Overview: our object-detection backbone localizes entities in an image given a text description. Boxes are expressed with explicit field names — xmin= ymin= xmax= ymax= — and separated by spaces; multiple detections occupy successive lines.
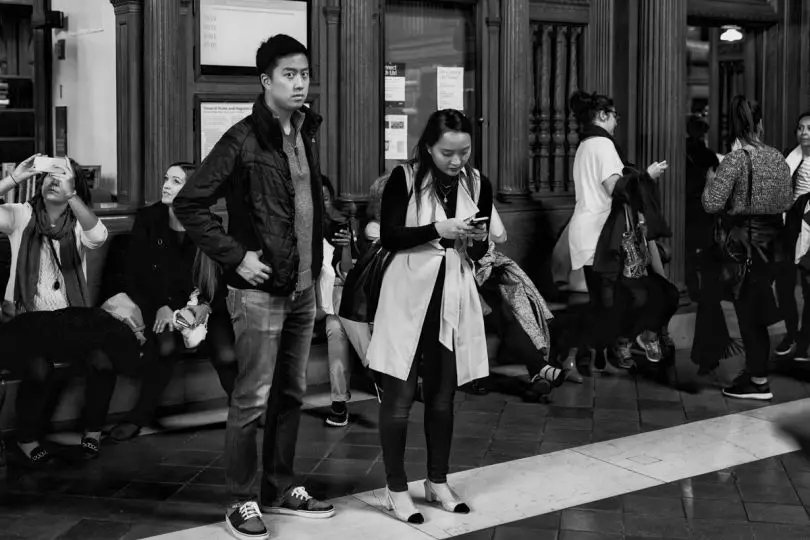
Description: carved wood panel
xmin=529 ymin=22 xmax=583 ymax=194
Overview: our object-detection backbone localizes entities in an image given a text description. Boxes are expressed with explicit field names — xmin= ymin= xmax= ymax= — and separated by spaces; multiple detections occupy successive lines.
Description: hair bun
xmin=569 ymin=90 xmax=593 ymax=116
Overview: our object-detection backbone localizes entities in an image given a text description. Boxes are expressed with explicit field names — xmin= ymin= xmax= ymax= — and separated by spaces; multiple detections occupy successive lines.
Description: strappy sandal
xmin=81 ymin=436 xmax=100 ymax=460
xmin=15 ymin=443 xmax=52 ymax=467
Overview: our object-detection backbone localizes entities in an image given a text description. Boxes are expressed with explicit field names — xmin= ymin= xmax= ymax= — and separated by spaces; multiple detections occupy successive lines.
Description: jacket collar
xmin=250 ymin=93 xmax=323 ymax=151
xmin=580 ymin=124 xmax=629 ymax=165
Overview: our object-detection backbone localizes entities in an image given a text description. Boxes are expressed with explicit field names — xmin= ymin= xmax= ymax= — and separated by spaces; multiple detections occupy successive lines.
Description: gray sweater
xmin=702 ymin=145 xmax=792 ymax=215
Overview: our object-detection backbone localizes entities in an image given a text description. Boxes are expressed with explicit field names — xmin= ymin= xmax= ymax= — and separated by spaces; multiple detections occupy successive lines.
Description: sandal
xmin=15 ymin=443 xmax=51 ymax=467
xmin=81 ymin=436 xmax=100 ymax=460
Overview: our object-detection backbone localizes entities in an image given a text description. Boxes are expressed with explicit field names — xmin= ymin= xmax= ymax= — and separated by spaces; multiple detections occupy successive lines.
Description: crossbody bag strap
xmin=743 ymin=148 xmax=754 ymax=262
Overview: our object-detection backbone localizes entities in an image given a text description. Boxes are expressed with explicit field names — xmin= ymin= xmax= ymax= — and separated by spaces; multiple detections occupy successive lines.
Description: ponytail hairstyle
xmin=569 ymin=90 xmax=615 ymax=126
xmin=729 ymin=95 xmax=763 ymax=148
xmin=192 ymin=249 xmax=221 ymax=304
xmin=408 ymin=109 xmax=476 ymax=217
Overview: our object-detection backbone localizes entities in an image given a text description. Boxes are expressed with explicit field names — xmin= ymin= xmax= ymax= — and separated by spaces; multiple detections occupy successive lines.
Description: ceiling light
xmin=720 ymin=25 xmax=743 ymax=42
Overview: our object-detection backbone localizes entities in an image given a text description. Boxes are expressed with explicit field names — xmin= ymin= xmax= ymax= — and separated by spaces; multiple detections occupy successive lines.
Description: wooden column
xmin=637 ymin=0 xmax=687 ymax=286
xmin=482 ymin=0 xmax=501 ymax=181
xmin=32 ymin=0 xmax=53 ymax=157
xmin=538 ymin=24 xmax=551 ymax=193
xmin=584 ymin=0 xmax=613 ymax=95
xmin=340 ymin=0 xmax=379 ymax=199
xmin=567 ymin=26 xmax=582 ymax=191
xmin=498 ymin=0 xmax=530 ymax=198
xmin=323 ymin=1 xmax=340 ymax=183
xmin=110 ymin=0 xmax=144 ymax=205
xmin=551 ymin=26 xmax=568 ymax=192
xmin=144 ymin=0 xmax=182 ymax=204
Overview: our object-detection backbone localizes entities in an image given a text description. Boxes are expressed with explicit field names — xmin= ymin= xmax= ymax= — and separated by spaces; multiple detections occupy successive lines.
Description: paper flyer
xmin=437 ymin=66 xmax=464 ymax=111
xmin=384 ymin=63 xmax=406 ymax=104
xmin=384 ymin=114 xmax=408 ymax=160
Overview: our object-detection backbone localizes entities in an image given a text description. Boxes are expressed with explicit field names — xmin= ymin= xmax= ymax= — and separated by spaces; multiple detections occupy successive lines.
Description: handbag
xmin=621 ymin=204 xmax=650 ymax=279
xmin=338 ymin=241 xmax=393 ymax=323
xmin=713 ymin=149 xmax=754 ymax=300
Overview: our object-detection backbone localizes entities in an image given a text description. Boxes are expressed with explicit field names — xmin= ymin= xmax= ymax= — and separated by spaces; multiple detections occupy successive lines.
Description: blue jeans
xmin=224 ymin=286 xmax=316 ymax=504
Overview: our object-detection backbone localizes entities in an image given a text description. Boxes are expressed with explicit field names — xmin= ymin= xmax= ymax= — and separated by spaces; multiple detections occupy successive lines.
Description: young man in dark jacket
xmin=174 ymin=35 xmax=334 ymax=540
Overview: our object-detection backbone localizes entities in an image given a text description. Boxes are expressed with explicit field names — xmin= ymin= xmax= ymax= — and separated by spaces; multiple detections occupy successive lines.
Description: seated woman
xmin=593 ymin=165 xmax=679 ymax=370
xmin=0 ymin=155 xmax=112 ymax=464
xmin=110 ymin=162 xmax=236 ymax=441
xmin=319 ymin=175 xmax=361 ymax=427
xmin=475 ymin=230 xmax=566 ymax=402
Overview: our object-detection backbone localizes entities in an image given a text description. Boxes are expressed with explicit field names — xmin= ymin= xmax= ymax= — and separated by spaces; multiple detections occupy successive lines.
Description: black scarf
xmin=579 ymin=124 xmax=629 ymax=165
xmin=14 ymin=197 xmax=89 ymax=313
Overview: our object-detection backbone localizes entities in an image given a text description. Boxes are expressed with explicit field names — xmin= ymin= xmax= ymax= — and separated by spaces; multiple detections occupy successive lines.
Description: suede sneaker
xmin=262 ymin=486 xmax=335 ymax=519
xmin=225 ymin=501 xmax=268 ymax=540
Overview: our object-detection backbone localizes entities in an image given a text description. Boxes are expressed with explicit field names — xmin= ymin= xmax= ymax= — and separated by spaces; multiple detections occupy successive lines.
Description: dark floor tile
xmin=337 ymin=431 xmax=380 ymax=446
xmin=594 ymin=408 xmax=640 ymax=422
xmin=637 ymin=399 xmax=685 ymax=412
xmin=541 ymin=429 xmax=592 ymax=445
xmin=5 ymin=515 xmax=77 ymax=540
xmin=681 ymin=479 xmax=742 ymax=501
xmin=547 ymin=407 xmax=593 ymax=419
xmin=545 ymin=418 xmax=593 ymax=431
xmin=295 ymin=441 xmax=340 ymax=458
xmin=797 ymin=487 xmax=810 ymax=506
xmin=633 ymin=483 xmax=683 ymax=499
xmin=623 ymin=515 xmax=690 ymax=538
xmin=574 ymin=496 xmax=624 ymax=513
xmin=326 ymin=444 xmax=381 ymax=461
xmin=780 ymin=452 xmax=810 ymax=473
xmin=734 ymin=467 xmax=792 ymax=487
xmin=623 ymin=494 xmax=684 ymax=517
xmin=560 ymin=509 xmax=623 ymax=534
xmin=513 ymin=511 xmax=561 ymax=530
xmin=744 ymin=502 xmax=810 ymax=525
xmin=493 ymin=526 xmax=557 ymax=540
xmin=558 ymin=531 xmax=622 ymax=540
xmin=594 ymin=398 xmax=639 ymax=411
xmin=187 ymin=467 xmax=226 ymax=486
xmin=751 ymin=521 xmax=810 ymax=540
xmin=119 ymin=464 xmax=203 ymax=484
xmin=689 ymin=520 xmax=754 ymax=540
xmin=61 ymin=478 xmax=132 ymax=498
xmin=538 ymin=442 xmax=579 ymax=454
xmin=738 ymin=482 xmax=801 ymax=504
xmin=786 ymin=470 xmax=810 ymax=489
xmin=690 ymin=470 xmax=736 ymax=485
xmin=312 ymin=458 xmax=374 ymax=477
xmin=114 ymin=482 xmax=183 ymax=502
xmin=488 ymin=440 xmax=539 ymax=456
xmin=120 ymin=519 xmax=205 ymax=540
xmin=683 ymin=497 xmax=747 ymax=521
xmin=159 ymin=450 xmax=220 ymax=468
xmin=54 ymin=519 xmax=132 ymax=540
xmin=168 ymin=484 xmax=230 ymax=506
xmin=453 ymin=530 xmax=495 ymax=540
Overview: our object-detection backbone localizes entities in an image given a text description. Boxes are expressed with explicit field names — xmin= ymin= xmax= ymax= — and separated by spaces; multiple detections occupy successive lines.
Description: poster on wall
xmin=384 ymin=63 xmax=406 ymax=104
xmin=384 ymin=114 xmax=408 ymax=161
xmin=200 ymin=0 xmax=307 ymax=68
xmin=200 ymin=102 xmax=253 ymax=160
xmin=437 ymin=66 xmax=465 ymax=111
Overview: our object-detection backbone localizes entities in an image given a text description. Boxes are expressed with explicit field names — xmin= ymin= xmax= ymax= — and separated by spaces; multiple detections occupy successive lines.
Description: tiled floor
xmin=454 ymin=452 xmax=810 ymax=540
xmin=2 ymin=350 xmax=810 ymax=539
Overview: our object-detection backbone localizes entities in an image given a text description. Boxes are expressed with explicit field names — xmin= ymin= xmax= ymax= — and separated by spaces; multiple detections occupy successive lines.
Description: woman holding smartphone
xmin=367 ymin=109 xmax=492 ymax=524
xmin=0 ymin=154 xmax=112 ymax=463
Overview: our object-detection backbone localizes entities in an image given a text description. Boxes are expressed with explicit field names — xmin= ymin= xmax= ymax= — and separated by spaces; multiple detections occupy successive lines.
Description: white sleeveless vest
xmin=366 ymin=165 xmax=489 ymax=385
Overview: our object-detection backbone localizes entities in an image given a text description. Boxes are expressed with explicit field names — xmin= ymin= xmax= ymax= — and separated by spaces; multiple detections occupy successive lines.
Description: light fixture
xmin=720 ymin=25 xmax=743 ymax=42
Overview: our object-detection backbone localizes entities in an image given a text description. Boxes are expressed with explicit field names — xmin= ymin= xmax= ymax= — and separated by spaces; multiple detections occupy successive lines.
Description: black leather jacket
xmin=174 ymin=94 xmax=325 ymax=295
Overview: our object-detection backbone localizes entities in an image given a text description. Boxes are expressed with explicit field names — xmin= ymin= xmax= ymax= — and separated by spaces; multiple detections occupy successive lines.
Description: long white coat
xmin=366 ymin=165 xmax=489 ymax=386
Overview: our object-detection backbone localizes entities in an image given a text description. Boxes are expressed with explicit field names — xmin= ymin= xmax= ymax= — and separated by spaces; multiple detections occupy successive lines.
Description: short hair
xmin=687 ymin=116 xmax=709 ymax=140
xmin=255 ymin=34 xmax=309 ymax=76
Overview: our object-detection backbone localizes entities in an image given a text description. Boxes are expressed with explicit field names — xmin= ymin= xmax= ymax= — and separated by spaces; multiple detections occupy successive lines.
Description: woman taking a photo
xmin=367 ymin=109 xmax=492 ymax=524
xmin=702 ymin=95 xmax=792 ymax=400
xmin=0 ymin=155 xmax=111 ymax=464
xmin=567 ymin=90 xmax=668 ymax=370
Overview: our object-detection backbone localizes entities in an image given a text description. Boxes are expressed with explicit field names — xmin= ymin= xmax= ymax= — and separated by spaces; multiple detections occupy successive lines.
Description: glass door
xmin=382 ymin=0 xmax=479 ymax=173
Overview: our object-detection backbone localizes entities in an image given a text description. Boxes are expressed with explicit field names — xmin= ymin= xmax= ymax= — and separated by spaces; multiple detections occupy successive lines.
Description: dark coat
xmin=125 ymin=203 xmax=217 ymax=325
xmin=593 ymin=166 xmax=672 ymax=280
xmin=173 ymin=94 xmax=325 ymax=296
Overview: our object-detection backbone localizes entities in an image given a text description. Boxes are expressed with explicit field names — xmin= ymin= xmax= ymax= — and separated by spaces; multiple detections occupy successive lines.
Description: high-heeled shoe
xmin=562 ymin=350 xmax=584 ymax=384
xmin=384 ymin=488 xmax=424 ymax=524
xmin=424 ymin=480 xmax=470 ymax=514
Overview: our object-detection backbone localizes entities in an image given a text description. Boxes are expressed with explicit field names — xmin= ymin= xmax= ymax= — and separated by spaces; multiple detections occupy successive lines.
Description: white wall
xmin=51 ymin=0 xmax=117 ymax=194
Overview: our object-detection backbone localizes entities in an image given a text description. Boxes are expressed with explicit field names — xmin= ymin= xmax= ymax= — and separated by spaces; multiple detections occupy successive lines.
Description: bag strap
xmin=623 ymin=204 xmax=633 ymax=232
xmin=743 ymin=148 xmax=754 ymax=261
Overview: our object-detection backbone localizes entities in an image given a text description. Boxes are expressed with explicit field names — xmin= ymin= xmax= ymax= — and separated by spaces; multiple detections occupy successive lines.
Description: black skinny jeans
xmin=17 ymin=350 xmax=117 ymax=442
xmin=735 ymin=261 xmax=778 ymax=378
xmin=125 ymin=308 xmax=237 ymax=426
xmin=582 ymin=265 xmax=618 ymax=349
xmin=379 ymin=266 xmax=457 ymax=492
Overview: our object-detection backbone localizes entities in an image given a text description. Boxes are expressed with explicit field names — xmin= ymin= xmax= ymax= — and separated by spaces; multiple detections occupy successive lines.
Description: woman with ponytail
xmin=567 ymin=90 xmax=668 ymax=371
xmin=110 ymin=162 xmax=237 ymax=441
xmin=702 ymin=95 xmax=792 ymax=400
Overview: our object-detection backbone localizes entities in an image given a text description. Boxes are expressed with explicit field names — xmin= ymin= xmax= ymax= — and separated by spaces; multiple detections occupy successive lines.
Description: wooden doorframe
xmin=31 ymin=0 xmax=52 ymax=156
